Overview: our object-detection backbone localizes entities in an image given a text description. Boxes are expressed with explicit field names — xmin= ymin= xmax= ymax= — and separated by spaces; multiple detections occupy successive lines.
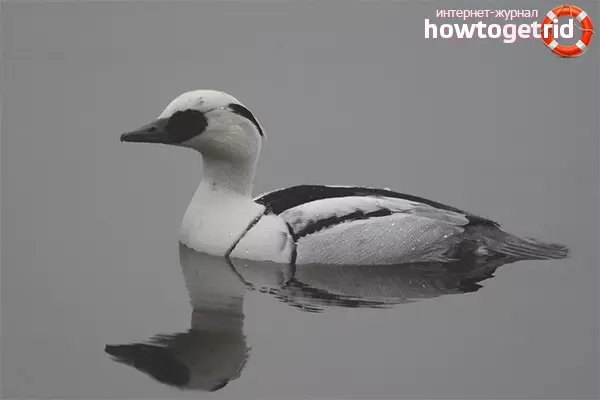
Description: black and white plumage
xmin=120 ymin=90 xmax=569 ymax=266
xmin=254 ymin=185 xmax=568 ymax=265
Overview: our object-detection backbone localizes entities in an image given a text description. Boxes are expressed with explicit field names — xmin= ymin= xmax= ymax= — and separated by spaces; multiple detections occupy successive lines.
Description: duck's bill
xmin=120 ymin=118 xmax=170 ymax=143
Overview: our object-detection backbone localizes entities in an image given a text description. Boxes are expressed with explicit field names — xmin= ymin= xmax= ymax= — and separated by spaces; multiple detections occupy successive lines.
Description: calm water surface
xmin=2 ymin=1 xmax=599 ymax=399
xmin=104 ymin=246 xmax=529 ymax=392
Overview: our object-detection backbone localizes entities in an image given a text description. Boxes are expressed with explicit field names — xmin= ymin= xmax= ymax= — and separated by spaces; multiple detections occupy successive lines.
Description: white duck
xmin=121 ymin=90 xmax=568 ymax=265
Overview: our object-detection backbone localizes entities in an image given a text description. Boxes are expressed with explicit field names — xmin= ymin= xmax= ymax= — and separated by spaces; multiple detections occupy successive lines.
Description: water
xmin=2 ymin=1 xmax=599 ymax=399
xmin=103 ymin=245 xmax=515 ymax=392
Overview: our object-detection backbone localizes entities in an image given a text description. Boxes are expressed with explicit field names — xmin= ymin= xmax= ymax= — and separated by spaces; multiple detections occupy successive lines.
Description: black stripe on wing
xmin=255 ymin=185 xmax=498 ymax=227
xmin=295 ymin=208 xmax=393 ymax=239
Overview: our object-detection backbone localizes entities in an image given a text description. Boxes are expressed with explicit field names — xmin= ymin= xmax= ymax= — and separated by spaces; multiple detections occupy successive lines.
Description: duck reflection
xmin=106 ymin=245 xmax=509 ymax=391
xmin=105 ymin=246 xmax=249 ymax=391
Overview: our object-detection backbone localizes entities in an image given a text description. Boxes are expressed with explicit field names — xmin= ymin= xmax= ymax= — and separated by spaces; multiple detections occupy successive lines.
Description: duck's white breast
xmin=179 ymin=190 xmax=265 ymax=257
xmin=230 ymin=214 xmax=294 ymax=264
xmin=179 ymin=186 xmax=293 ymax=263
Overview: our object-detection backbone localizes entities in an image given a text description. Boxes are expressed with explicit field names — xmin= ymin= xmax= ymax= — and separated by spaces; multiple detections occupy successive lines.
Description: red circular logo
xmin=542 ymin=5 xmax=594 ymax=57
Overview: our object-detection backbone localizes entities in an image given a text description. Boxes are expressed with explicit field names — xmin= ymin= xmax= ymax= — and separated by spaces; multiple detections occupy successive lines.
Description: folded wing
xmin=255 ymin=185 xmax=496 ymax=265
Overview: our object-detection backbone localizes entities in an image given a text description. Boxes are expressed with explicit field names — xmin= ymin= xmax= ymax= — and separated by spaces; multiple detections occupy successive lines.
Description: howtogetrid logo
xmin=425 ymin=4 xmax=595 ymax=58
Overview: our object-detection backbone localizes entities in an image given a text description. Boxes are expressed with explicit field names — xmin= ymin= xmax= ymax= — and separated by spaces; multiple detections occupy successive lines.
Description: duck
xmin=120 ymin=90 xmax=569 ymax=266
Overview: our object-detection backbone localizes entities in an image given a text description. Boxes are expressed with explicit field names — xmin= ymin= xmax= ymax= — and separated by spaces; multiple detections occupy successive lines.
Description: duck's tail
xmin=463 ymin=225 xmax=570 ymax=261
xmin=490 ymin=234 xmax=570 ymax=261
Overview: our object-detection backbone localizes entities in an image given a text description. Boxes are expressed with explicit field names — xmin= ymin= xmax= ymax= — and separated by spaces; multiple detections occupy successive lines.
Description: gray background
xmin=2 ymin=0 xmax=599 ymax=398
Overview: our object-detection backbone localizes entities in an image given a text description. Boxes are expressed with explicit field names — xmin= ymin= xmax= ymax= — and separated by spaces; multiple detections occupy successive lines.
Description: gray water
xmin=1 ymin=1 xmax=599 ymax=399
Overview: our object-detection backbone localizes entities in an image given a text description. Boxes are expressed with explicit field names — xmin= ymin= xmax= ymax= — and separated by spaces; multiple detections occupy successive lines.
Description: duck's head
xmin=121 ymin=90 xmax=264 ymax=161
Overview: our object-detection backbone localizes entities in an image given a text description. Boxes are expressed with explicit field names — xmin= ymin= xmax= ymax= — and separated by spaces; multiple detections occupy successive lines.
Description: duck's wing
xmin=255 ymin=185 xmax=499 ymax=265
xmin=255 ymin=185 xmax=498 ymax=227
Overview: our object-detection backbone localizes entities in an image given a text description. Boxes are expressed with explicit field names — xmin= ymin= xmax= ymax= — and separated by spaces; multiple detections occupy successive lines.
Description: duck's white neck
xmin=179 ymin=130 xmax=267 ymax=255
xmin=180 ymin=151 xmax=264 ymax=255
xmin=200 ymin=154 xmax=258 ymax=197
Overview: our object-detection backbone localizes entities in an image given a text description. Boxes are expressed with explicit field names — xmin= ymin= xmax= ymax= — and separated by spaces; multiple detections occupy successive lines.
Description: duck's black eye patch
xmin=165 ymin=109 xmax=208 ymax=143
xmin=228 ymin=103 xmax=264 ymax=137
